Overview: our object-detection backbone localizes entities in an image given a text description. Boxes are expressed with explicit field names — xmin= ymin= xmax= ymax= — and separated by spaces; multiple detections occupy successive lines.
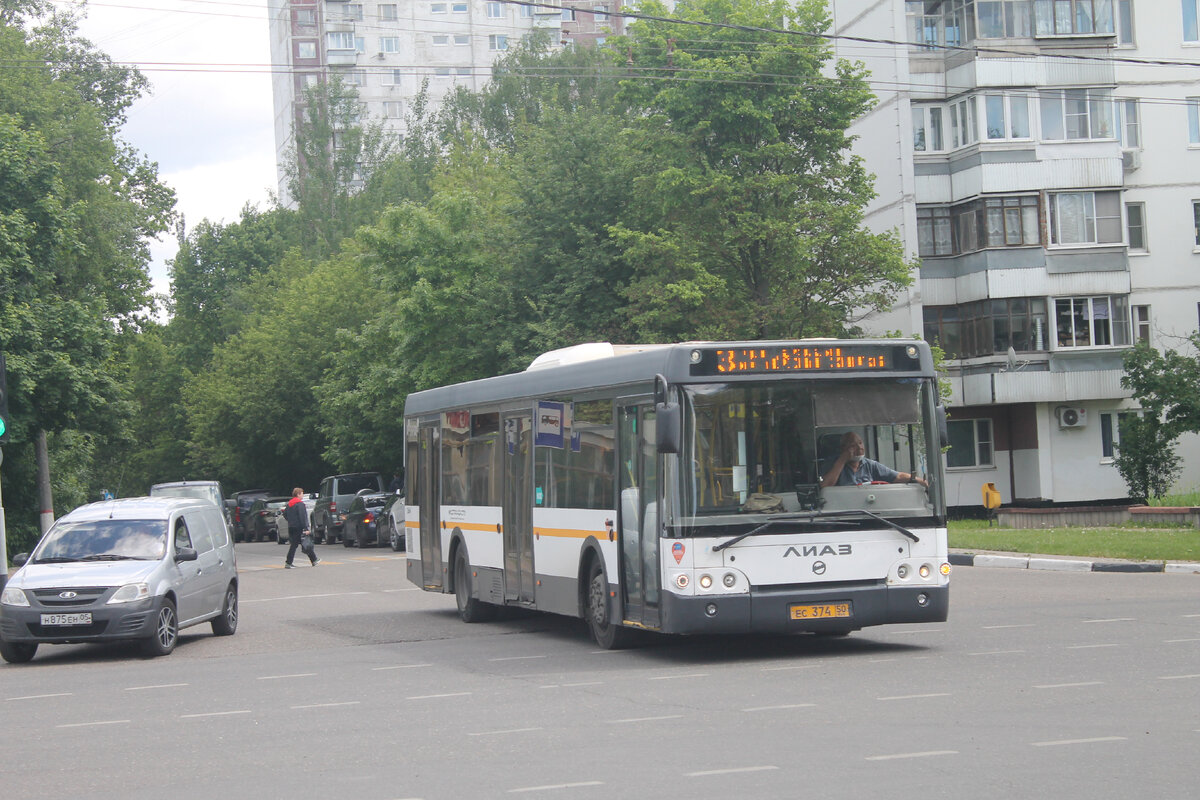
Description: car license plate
xmin=789 ymin=603 xmax=850 ymax=621
xmin=41 ymin=613 xmax=92 ymax=626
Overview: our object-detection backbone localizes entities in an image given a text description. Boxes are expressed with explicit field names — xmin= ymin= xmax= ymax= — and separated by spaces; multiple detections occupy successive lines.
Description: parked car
xmin=0 ymin=496 xmax=239 ymax=663
xmin=384 ymin=493 xmax=406 ymax=552
xmin=342 ymin=492 xmax=391 ymax=547
xmin=230 ymin=489 xmax=271 ymax=542
xmin=312 ymin=472 xmax=383 ymax=544
xmin=149 ymin=480 xmax=229 ymax=527
xmin=248 ymin=496 xmax=290 ymax=542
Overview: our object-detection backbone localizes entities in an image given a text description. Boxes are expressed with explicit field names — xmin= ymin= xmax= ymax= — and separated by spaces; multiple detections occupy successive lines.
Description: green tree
xmin=612 ymin=0 xmax=914 ymax=340
xmin=1112 ymin=414 xmax=1182 ymax=504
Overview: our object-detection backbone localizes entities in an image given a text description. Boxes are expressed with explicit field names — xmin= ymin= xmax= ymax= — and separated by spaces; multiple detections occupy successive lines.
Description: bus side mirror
xmin=936 ymin=404 xmax=949 ymax=449
xmin=654 ymin=374 xmax=682 ymax=455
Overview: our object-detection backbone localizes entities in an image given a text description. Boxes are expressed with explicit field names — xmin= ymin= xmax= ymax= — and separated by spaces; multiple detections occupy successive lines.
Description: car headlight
xmin=107 ymin=583 xmax=151 ymax=604
xmin=1 ymin=586 xmax=30 ymax=607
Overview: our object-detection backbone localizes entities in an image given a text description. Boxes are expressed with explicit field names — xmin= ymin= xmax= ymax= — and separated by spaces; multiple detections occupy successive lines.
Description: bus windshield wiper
xmin=79 ymin=554 xmax=138 ymax=561
xmin=712 ymin=509 xmax=919 ymax=552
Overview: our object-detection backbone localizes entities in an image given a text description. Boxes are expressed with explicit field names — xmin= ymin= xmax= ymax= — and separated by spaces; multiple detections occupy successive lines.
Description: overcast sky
xmin=67 ymin=0 xmax=279 ymax=298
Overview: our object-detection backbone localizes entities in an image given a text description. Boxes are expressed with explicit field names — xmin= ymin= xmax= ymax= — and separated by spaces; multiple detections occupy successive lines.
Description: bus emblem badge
xmin=672 ymin=542 xmax=685 ymax=563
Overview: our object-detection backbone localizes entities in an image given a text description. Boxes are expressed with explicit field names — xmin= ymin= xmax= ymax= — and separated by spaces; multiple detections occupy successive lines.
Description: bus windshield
xmin=678 ymin=379 xmax=943 ymax=526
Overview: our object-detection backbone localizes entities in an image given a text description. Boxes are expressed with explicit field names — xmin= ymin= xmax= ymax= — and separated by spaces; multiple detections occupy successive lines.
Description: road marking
xmin=878 ymin=692 xmax=952 ymax=701
xmin=761 ymin=663 xmax=820 ymax=671
xmin=408 ymin=692 xmax=472 ymax=700
xmin=507 ymin=782 xmax=605 ymax=793
xmin=743 ymin=703 xmax=816 ymax=712
xmin=489 ymin=655 xmax=549 ymax=662
xmin=258 ymin=673 xmax=317 ymax=680
xmin=1034 ymin=682 xmax=1104 ymax=689
xmin=885 ymin=628 xmax=944 ymax=635
xmin=1158 ymin=674 xmax=1200 ymax=681
xmin=539 ymin=682 xmax=604 ymax=689
xmin=469 ymin=727 xmax=544 ymax=737
xmin=126 ymin=683 xmax=189 ymax=691
xmin=383 ymin=587 xmax=421 ymax=592
xmin=180 ymin=710 xmax=252 ymax=719
xmin=1165 ymin=638 xmax=1200 ymax=643
xmin=686 ymin=766 xmax=779 ymax=777
xmin=1083 ymin=618 xmax=1135 ymax=624
xmin=1067 ymin=644 xmax=1122 ymax=650
xmin=968 ymin=650 xmax=1026 ymax=656
xmin=292 ymin=702 xmax=361 ymax=709
xmin=372 ymin=663 xmax=432 ymax=671
xmin=606 ymin=715 xmax=684 ymax=724
xmin=1031 ymin=737 xmax=1126 ymax=747
xmin=865 ymin=750 xmax=957 ymax=761
xmin=983 ymin=624 xmax=1035 ymax=629
xmin=242 ymin=591 xmax=369 ymax=603
xmin=7 ymin=693 xmax=73 ymax=701
xmin=868 ymin=658 xmax=898 ymax=663
xmin=649 ymin=673 xmax=707 ymax=680
xmin=56 ymin=719 xmax=130 ymax=729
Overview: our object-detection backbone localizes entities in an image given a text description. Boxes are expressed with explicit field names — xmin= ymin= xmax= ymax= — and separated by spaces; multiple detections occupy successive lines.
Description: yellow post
xmin=982 ymin=482 xmax=1001 ymax=526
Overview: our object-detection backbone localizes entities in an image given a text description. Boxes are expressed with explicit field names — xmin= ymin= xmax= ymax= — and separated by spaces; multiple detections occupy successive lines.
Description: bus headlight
xmin=675 ymin=573 xmax=690 ymax=589
xmin=919 ymin=564 xmax=932 ymax=579
xmin=940 ymin=562 xmax=952 ymax=576
xmin=699 ymin=574 xmax=713 ymax=589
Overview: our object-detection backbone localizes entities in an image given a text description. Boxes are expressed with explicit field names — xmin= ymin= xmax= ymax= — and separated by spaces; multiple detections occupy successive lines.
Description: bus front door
xmin=618 ymin=404 xmax=661 ymax=629
xmin=503 ymin=412 xmax=535 ymax=604
xmin=419 ymin=423 xmax=443 ymax=590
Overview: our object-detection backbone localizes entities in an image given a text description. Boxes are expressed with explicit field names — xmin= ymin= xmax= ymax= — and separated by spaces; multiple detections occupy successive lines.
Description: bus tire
xmin=454 ymin=548 xmax=494 ymax=623
xmin=586 ymin=559 xmax=633 ymax=650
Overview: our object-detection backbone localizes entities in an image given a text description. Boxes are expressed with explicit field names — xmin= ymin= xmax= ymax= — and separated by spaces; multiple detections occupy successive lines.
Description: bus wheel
xmin=454 ymin=549 xmax=494 ymax=623
xmin=586 ymin=560 xmax=632 ymax=650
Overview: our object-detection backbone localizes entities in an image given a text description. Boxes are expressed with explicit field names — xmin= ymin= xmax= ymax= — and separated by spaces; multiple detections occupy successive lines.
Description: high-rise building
xmin=836 ymin=0 xmax=1200 ymax=506
xmin=268 ymin=0 xmax=624 ymax=204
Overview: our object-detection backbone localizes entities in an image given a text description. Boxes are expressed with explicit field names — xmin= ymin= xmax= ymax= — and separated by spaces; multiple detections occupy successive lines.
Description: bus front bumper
xmin=658 ymin=581 xmax=949 ymax=635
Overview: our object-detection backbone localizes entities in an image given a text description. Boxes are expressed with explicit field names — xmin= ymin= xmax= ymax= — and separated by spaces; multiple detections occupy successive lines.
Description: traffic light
xmin=0 ymin=353 xmax=9 ymax=444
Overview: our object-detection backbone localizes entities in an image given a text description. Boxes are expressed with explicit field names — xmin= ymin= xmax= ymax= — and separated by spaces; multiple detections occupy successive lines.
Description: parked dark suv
xmin=312 ymin=472 xmax=383 ymax=544
xmin=230 ymin=489 xmax=271 ymax=543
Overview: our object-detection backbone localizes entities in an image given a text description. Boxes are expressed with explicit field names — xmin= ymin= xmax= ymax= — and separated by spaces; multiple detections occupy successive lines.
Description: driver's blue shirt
xmin=829 ymin=457 xmax=899 ymax=486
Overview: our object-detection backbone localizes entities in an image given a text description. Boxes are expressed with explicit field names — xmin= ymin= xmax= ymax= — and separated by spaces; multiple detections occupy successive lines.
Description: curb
xmin=949 ymin=552 xmax=1200 ymax=575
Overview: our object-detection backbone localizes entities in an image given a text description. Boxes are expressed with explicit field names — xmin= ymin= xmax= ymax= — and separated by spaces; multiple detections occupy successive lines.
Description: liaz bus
xmin=403 ymin=340 xmax=950 ymax=648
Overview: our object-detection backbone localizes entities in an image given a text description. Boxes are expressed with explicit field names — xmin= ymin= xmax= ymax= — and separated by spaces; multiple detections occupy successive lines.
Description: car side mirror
xmin=936 ymin=404 xmax=949 ymax=449
xmin=13 ymin=552 xmax=28 ymax=568
xmin=175 ymin=547 xmax=198 ymax=563
xmin=654 ymin=373 xmax=682 ymax=455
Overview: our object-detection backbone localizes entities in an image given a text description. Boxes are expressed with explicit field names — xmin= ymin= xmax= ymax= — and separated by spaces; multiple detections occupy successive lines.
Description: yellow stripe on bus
xmin=533 ymin=527 xmax=605 ymax=540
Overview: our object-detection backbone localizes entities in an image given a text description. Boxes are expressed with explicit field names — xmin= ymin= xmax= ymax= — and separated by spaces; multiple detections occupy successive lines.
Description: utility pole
xmin=0 ymin=447 xmax=8 ymax=590
xmin=36 ymin=429 xmax=53 ymax=533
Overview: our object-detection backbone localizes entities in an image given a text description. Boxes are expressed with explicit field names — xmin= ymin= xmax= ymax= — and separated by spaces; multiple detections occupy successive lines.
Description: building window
xmin=346 ymin=69 xmax=366 ymax=86
xmin=949 ymin=96 xmax=978 ymax=148
xmin=1126 ymin=202 xmax=1146 ymax=251
xmin=297 ymin=41 xmax=317 ymax=59
xmin=1116 ymin=0 xmax=1134 ymax=43
xmin=1133 ymin=305 xmax=1151 ymax=343
xmin=345 ymin=4 xmax=364 ymax=20
xmin=919 ymin=196 xmax=1040 ymax=256
xmin=984 ymin=93 xmax=1031 ymax=140
xmin=521 ymin=4 xmax=535 ymax=17
xmin=380 ymin=4 xmax=398 ymax=21
xmin=1188 ymin=98 xmax=1200 ymax=144
xmin=924 ymin=299 xmax=1049 ymax=358
xmin=593 ymin=4 xmax=610 ymax=21
xmin=947 ymin=419 xmax=994 ymax=468
xmin=1054 ymin=296 xmax=1131 ymax=348
xmin=300 ymin=73 xmax=319 ymax=88
xmin=452 ymin=2 xmax=468 ymax=11
xmin=1034 ymin=0 xmax=1115 ymax=35
xmin=1119 ymin=99 xmax=1140 ymax=147
xmin=917 ymin=207 xmax=953 ymax=256
xmin=434 ymin=67 xmax=451 ymax=77
xmin=1186 ymin=0 xmax=1199 ymax=42
xmin=1048 ymin=190 xmax=1122 ymax=246
xmin=1040 ymin=89 xmax=1115 ymax=140
xmin=380 ymin=37 xmax=400 ymax=53
xmin=431 ymin=3 xmax=447 ymax=13
xmin=383 ymin=101 xmax=403 ymax=118
xmin=562 ymin=8 xmax=576 ymax=21
xmin=454 ymin=34 xmax=469 ymax=45
xmin=295 ymin=8 xmax=316 ymax=25
xmin=486 ymin=2 xmax=503 ymax=18
xmin=455 ymin=66 xmax=472 ymax=76
xmin=1101 ymin=411 xmax=1138 ymax=459
xmin=977 ymin=1 xmax=1034 ymax=38
xmin=489 ymin=34 xmax=508 ymax=51
xmin=432 ymin=34 xmax=449 ymax=45
xmin=327 ymin=31 xmax=356 ymax=50
xmin=1193 ymin=201 xmax=1200 ymax=246
xmin=383 ymin=68 xmax=404 ymax=85
xmin=912 ymin=105 xmax=946 ymax=152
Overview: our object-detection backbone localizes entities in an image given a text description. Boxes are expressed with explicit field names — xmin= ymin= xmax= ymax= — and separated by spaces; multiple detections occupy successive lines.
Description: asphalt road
xmin=2 ymin=542 xmax=1198 ymax=800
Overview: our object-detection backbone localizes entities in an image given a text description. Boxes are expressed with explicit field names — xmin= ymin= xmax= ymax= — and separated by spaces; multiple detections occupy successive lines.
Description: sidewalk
xmin=950 ymin=549 xmax=1200 ymax=575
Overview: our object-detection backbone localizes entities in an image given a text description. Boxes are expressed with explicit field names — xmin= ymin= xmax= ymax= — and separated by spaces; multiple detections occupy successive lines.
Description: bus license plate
xmin=41 ymin=613 xmax=92 ymax=626
xmin=789 ymin=603 xmax=850 ymax=621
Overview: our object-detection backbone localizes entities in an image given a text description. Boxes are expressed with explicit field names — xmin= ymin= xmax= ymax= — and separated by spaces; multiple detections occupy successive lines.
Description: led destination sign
xmin=692 ymin=345 xmax=912 ymax=376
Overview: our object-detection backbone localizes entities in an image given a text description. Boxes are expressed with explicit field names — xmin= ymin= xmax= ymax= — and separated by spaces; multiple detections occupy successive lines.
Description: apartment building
xmin=268 ymin=0 xmax=624 ymax=203
xmin=833 ymin=0 xmax=1200 ymax=507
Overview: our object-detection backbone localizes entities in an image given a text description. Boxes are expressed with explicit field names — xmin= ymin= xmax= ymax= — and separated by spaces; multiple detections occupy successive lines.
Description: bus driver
xmin=820 ymin=431 xmax=928 ymax=488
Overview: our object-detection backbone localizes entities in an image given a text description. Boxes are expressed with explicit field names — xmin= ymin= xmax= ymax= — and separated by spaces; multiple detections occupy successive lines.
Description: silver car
xmin=0 ymin=497 xmax=239 ymax=663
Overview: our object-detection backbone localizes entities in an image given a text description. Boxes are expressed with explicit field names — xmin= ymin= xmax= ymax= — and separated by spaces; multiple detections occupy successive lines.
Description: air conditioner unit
xmin=1121 ymin=148 xmax=1141 ymax=171
xmin=1056 ymin=406 xmax=1087 ymax=429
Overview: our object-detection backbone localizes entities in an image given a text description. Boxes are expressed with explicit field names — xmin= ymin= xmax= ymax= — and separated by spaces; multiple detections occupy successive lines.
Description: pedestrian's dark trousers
xmin=286 ymin=534 xmax=317 ymax=565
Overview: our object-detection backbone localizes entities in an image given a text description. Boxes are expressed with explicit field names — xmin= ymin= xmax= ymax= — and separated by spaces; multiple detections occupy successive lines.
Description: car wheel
xmin=0 ymin=639 xmax=38 ymax=664
xmin=454 ymin=547 xmax=494 ymax=623
xmin=389 ymin=521 xmax=401 ymax=551
xmin=343 ymin=531 xmax=353 ymax=548
xmin=586 ymin=559 xmax=633 ymax=650
xmin=142 ymin=599 xmax=179 ymax=657
xmin=211 ymin=584 xmax=238 ymax=636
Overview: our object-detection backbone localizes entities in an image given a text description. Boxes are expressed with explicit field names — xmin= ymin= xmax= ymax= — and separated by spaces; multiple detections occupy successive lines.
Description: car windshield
xmin=33 ymin=519 xmax=168 ymax=562
xmin=340 ymin=475 xmax=380 ymax=494
xmin=676 ymin=379 xmax=943 ymax=529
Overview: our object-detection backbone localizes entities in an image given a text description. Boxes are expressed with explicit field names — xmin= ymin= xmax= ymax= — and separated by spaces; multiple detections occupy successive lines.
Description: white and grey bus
xmin=403 ymin=340 xmax=950 ymax=648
